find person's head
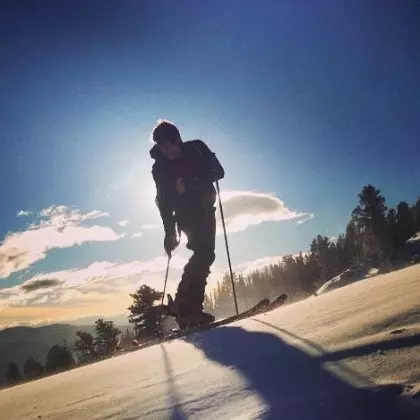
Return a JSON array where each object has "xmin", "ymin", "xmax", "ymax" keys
[{"xmin": 152, "ymin": 120, "xmax": 183, "ymax": 160}]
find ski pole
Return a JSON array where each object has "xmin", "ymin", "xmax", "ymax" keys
[
  {"xmin": 215, "ymin": 180, "xmax": 239, "ymax": 316},
  {"xmin": 157, "ymin": 254, "xmax": 171, "ymax": 336},
  {"xmin": 161, "ymin": 254, "xmax": 171, "ymax": 309}
]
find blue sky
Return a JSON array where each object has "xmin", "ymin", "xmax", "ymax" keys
[{"xmin": 1, "ymin": 0, "xmax": 419, "ymax": 327}]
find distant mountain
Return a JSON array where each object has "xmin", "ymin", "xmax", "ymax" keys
[
  {"xmin": 0, "ymin": 322, "xmax": 129, "ymax": 387},
  {"xmin": 68, "ymin": 314, "xmax": 130, "ymax": 326}
]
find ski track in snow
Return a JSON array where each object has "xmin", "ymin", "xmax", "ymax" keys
[{"xmin": 1, "ymin": 264, "xmax": 419, "ymax": 419}]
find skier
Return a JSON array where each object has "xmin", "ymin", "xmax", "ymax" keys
[{"xmin": 150, "ymin": 120, "xmax": 225, "ymax": 328}]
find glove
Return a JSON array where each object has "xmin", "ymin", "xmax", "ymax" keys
[{"xmin": 164, "ymin": 230, "xmax": 179, "ymax": 257}]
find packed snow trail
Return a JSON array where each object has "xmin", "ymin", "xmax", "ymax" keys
[{"xmin": 1, "ymin": 264, "xmax": 419, "ymax": 419}]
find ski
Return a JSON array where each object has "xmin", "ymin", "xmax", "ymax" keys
[{"xmin": 157, "ymin": 293, "xmax": 288, "ymax": 340}]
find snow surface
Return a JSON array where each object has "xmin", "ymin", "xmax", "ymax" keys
[
  {"xmin": 407, "ymin": 232, "xmax": 420, "ymax": 243},
  {"xmin": 1, "ymin": 264, "xmax": 419, "ymax": 419}
]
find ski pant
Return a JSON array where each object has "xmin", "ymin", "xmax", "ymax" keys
[{"xmin": 175, "ymin": 206, "xmax": 216, "ymax": 316}]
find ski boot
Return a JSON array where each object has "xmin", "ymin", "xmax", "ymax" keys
[
  {"xmin": 156, "ymin": 294, "xmax": 180, "ymax": 338},
  {"xmin": 177, "ymin": 311, "xmax": 215, "ymax": 331},
  {"xmin": 166, "ymin": 294, "xmax": 215, "ymax": 331}
]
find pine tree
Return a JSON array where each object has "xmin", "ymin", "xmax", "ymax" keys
[
  {"xmin": 203, "ymin": 293, "xmax": 214, "ymax": 314},
  {"xmin": 351, "ymin": 185, "xmax": 389, "ymax": 265},
  {"xmin": 128, "ymin": 285, "xmax": 162, "ymax": 338},
  {"xmin": 310, "ymin": 235, "xmax": 338, "ymax": 284},
  {"xmin": 119, "ymin": 327, "xmax": 137, "ymax": 348},
  {"xmin": 335, "ymin": 234, "xmax": 347, "ymax": 269},
  {"xmin": 352, "ymin": 185, "xmax": 388, "ymax": 234},
  {"xmin": 73, "ymin": 330, "xmax": 96, "ymax": 363},
  {"xmin": 344, "ymin": 220, "xmax": 362, "ymax": 265},
  {"xmin": 213, "ymin": 273, "xmax": 235, "ymax": 318},
  {"xmin": 395, "ymin": 201, "xmax": 416, "ymax": 246},
  {"xmin": 94, "ymin": 319, "xmax": 121, "ymax": 357},
  {"xmin": 412, "ymin": 197, "xmax": 420, "ymax": 230},
  {"xmin": 386, "ymin": 208, "xmax": 398, "ymax": 250},
  {"xmin": 23, "ymin": 356, "xmax": 44, "ymax": 380},
  {"xmin": 5, "ymin": 362, "xmax": 22, "ymax": 385},
  {"xmin": 46, "ymin": 344, "xmax": 75, "ymax": 373},
  {"xmin": 302, "ymin": 253, "xmax": 321, "ymax": 293}
]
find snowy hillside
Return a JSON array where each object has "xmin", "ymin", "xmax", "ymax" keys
[
  {"xmin": 316, "ymin": 232, "xmax": 420, "ymax": 296},
  {"xmin": 1, "ymin": 264, "xmax": 419, "ymax": 419},
  {"xmin": 395, "ymin": 231, "xmax": 420, "ymax": 265}
]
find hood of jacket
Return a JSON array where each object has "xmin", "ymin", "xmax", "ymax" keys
[{"xmin": 149, "ymin": 144, "xmax": 161, "ymax": 160}]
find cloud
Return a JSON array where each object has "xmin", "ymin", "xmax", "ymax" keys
[
  {"xmin": 217, "ymin": 190, "xmax": 312, "ymax": 233},
  {"xmin": 297, "ymin": 213, "xmax": 315, "ymax": 224},
  {"xmin": 118, "ymin": 219, "xmax": 129, "ymax": 227},
  {"xmin": 21, "ymin": 279, "xmax": 64, "ymax": 293},
  {"xmin": 0, "ymin": 248, "xmax": 313, "ymax": 328},
  {"xmin": 17, "ymin": 210, "xmax": 31, "ymax": 217},
  {"xmin": 134, "ymin": 191, "xmax": 310, "ymax": 236},
  {"xmin": 54, "ymin": 255, "xmax": 187, "ymax": 288},
  {"xmin": 130, "ymin": 223, "xmax": 161, "ymax": 239},
  {"xmin": 39, "ymin": 205, "xmax": 109, "ymax": 222},
  {"xmin": 0, "ymin": 190, "xmax": 313, "ymax": 326},
  {"xmin": 83, "ymin": 210, "xmax": 110, "ymax": 220},
  {"xmin": 5, "ymin": 255, "xmax": 186, "ymax": 301},
  {"xmin": 0, "ymin": 205, "xmax": 122, "ymax": 279},
  {"xmin": 0, "ymin": 254, "xmax": 188, "ymax": 327}
]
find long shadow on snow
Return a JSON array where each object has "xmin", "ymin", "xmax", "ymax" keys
[
  {"xmin": 160, "ymin": 344, "xmax": 188, "ymax": 420},
  {"xmin": 254, "ymin": 318, "xmax": 420, "ymax": 364},
  {"xmin": 183, "ymin": 322, "xmax": 405, "ymax": 420}
]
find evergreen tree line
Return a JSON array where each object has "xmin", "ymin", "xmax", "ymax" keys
[
  {"xmin": 126, "ymin": 184, "xmax": 419, "ymax": 335},
  {"xmin": 5, "ymin": 344, "xmax": 74, "ymax": 387},
  {"xmin": 4, "ymin": 318, "xmax": 131, "ymax": 387},
  {"xmin": 205, "ymin": 185, "xmax": 420, "ymax": 317},
  {"xmin": 72, "ymin": 318, "xmax": 124, "ymax": 363}
]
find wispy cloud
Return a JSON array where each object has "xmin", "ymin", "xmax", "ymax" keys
[
  {"xmin": 17, "ymin": 210, "xmax": 31, "ymax": 217},
  {"xmin": 118, "ymin": 219, "xmax": 129, "ymax": 227},
  {"xmin": 2, "ymin": 255, "xmax": 186, "ymax": 303},
  {"xmin": 136, "ymin": 191, "xmax": 310, "ymax": 236},
  {"xmin": 39, "ymin": 205, "xmax": 110, "ymax": 221},
  {"xmin": 217, "ymin": 190, "xmax": 312, "ymax": 233},
  {"xmin": 297, "ymin": 213, "xmax": 315, "ymax": 224},
  {"xmin": 0, "ymin": 205, "xmax": 122, "ymax": 279},
  {"xmin": 0, "ymin": 190, "xmax": 312, "ymax": 327},
  {"xmin": 21, "ymin": 279, "xmax": 64, "ymax": 293},
  {"xmin": 0, "ymin": 255, "xmax": 188, "ymax": 327},
  {"xmin": 0, "ymin": 249, "xmax": 313, "ymax": 327}
]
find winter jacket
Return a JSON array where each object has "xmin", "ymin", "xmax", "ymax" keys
[{"xmin": 150, "ymin": 139, "xmax": 225, "ymax": 234}]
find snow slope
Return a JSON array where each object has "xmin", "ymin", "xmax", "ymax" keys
[{"xmin": 1, "ymin": 264, "xmax": 419, "ymax": 419}]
